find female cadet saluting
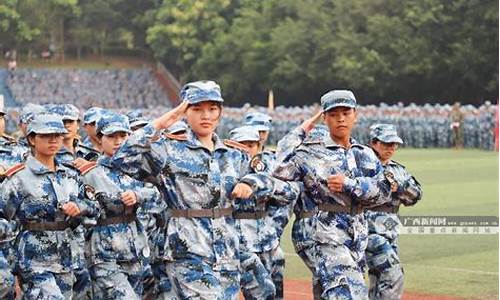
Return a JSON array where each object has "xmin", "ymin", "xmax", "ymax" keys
[
  {"xmin": 111, "ymin": 81, "xmax": 291, "ymax": 300},
  {"xmin": 79, "ymin": 113, "xmax": 160, "ymax": 300},
  {"xmin": 0, "ymin": 113, "xmax": 98, "ymax": 299}
]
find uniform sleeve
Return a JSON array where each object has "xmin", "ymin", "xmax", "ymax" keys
[
  {"xmin": 0, "ymin": 178, "xmax": 22, "ymax": 239},
  {"xmin": 240, "ymin": 151, "xmax": 302, "ymax": 205},
  {"xmin": 342, "ymin": 151, "xmax": 392, "ymax": 206},
  {"xmin": 392, "ymin": 166, "xmax": 423, "ymax": 206},
  {"xmin": 75, "ymin": 179, "xmax": 100, "ymax": 218},
  {"xmin": 134, "ymin": 182, "xmax": 163, "ymax": 209},
  {"xmin": 112, "ymin": 123, "xmax": 168, "ymax": 178},
  {"xmin": 275, "ymin": 127, "xmax": 306, "ymax": 164}
]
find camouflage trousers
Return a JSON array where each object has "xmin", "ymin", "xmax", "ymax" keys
[
  {"xmin": 296, "ymin": 246, "xmax": 321, "ymax": 300},
  {"xmin": 72, "ymin": 226, "xmax": 92, "ymax": 300},
  {"xmin": 366, "ymin": 234, "xmax": 404, "ymax": 300},
  {"xmin": 147, "ymin": 261, "xmax": 177, "ymax": 300},
  {"xmin": 240, "ymin": 251, "xmax": 275, "ymax": 300},
  {"xmin": 89, "ymin": 261, "xmax": 143, "ymax": 300},
  {"xmin": 258, "ymin": 245, "xmax": 285, "ymax": 300},
  {"xmin": 166, "ymin": 257, "xmax": 240, "ymax": 300},
  {"xmin": 0, "ymin": 246, "xmax": 15, "ymax": 300},
  {"xmin": 20, "ymin": 269, "xmax": 75, "ymax": 299},
  {"xmin": 315, "ymin": 243, "xmax": 368, "ymax": 300}
]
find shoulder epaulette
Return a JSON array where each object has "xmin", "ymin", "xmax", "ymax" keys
[
  {"xmin": 389, "ymin": 159, "xmax": 406, "ymax": 168},
  {"xmin": 164, "ymin": 132, "xmax": 188, "ymax": 141},
  {"xmin": 223, "ymin": 140, "xmax": 250, "ymax": 153},
  {"xmin": 78, "ymin": 162, "xmax": 97, "ymax": 175},
  {"xmin": 5, "ymin": 163, "xmax": 25, "ymax": 177}
]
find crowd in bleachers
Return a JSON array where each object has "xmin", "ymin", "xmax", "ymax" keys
[
  {"xmin": 3, "ymin": 68, "xmax": 497, "ymax": 150},
  {"xmin": 8, "ymin": 68, "xmax": 170, "ymax": 109}
]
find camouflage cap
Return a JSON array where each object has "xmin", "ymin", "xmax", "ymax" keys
[
  {"xmin": 47, "ymin": 104, "xmax": 80, "ymax": 121},
  {"xmin": 167, "ymin": 120, "xmax": 188, "ymax": 134},
  {"xmin": 229, "ymin": 125, "xmax": 260, "ymax": 143},
  {"xmin": 83, "ymin": 107, "xmax": 105, "ymax": 125},
  {"xmin": 19, "ymin": 103, "xmax": 45, "ymax": 124},
  {"xmin": 96, "ymin": 113, "xmax": 131, "ymax": 136},
  {"xmin": 244, "ymin": 112, "xmax": 272, "ymax": 131},
  {"xmin": 27, "ymin": 113, "xmax": 68, "ymax": 135},
  {"xmin": 180, "ymin": 80, "xmax": 224, "ymax": 104},
  {"xmin": 369, "ymin": 123, "xmax": 403, "ymax": 144},
  {"xmin": 126, "ymin": 110, "xmax": 149, "ymax": 128},
  {"xmin": 320, "ymin": 90, "xmax": 357, "ymax": 112}
]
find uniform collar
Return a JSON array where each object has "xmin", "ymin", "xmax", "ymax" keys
[
  {"xmin": 98, "ymin": 155, "xmax": 113, "ymax": 168},
  {"xmin": 27, "ymin": 156, "xmax": 66, "ymax": 175},
  {"xmin": 185, "ymin": 127, "xmax": 228, "ymax": 152},
  {"xmin": 323, "ymin": 135, "xmax": 362, "ymax": 149}
]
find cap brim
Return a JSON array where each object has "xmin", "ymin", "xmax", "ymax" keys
[
  {"xmin": 380, "ymin": 136, "xmax": 403, "ymax": 144},
  {"xmin": 248, "ymin": 124, "xmax": 270, "ymax": 131},
  {"xmin": 101, "ymin": 126, "xmax": 131, "ymax": 135},
  {"xmin": 130, "ymin": 120, "xmax": 149, "ymax": 128},
  {"xmin": 188, "ymin": 98, "xmax": 224, "ymax": 104},
  {"xmin": 323, "ymin": 103, "xmax": 356, "ymax": 112},
  {"xmin": 30, "ymin": 128, "xmax": 68, "ymax": 135}
]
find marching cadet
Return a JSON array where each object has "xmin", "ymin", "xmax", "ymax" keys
[
  {"xmin": 274, "ymin": 111, "xmax": 327, "ymax": 300},
  {"xmin": 111, "ymin": 80, "xmax": 296, "ymax": 299},
  {"xmin": 47, "ymin": 103, "xmax": 95, "ymax": 299},
  {"xmin": 0, "ymin": 113, "xmax": 98, "ymax": 299},
  {"xmin": 265, "ymin": 90, "xmax": 392, "ymax": 299},
  {"xmin": 228, "ymin": 125, "xmax": 276, "ymax": 300},
  {"xmin": 79, "ymin": 112, "xmax": 159, "ymax": 299},
  {"xmin": 244, "ymin": 112, "xmax": 290, "ymax": 299},
  {"xmin": 365, "ymin": 124, "xmax": 422, "ymax": 300}
]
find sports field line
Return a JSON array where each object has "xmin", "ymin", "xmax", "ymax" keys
[{"xmin": 284, "ymin": 252, "xmax": 498, "ymax": 276}]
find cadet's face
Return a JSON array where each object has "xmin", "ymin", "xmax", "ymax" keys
[
  {"xmin": 0, "ymin": 114, "xmax": 5, "ymax": 134},
  {"xmin": 83, "ymin": 122, "xmax": 96, "ymax": 138},
  {"xmin": 371, "ymin": 141, "xmax": 398, "ymax": 162},
  {"xmin": 101, "ymin": 131, "xmax": 129, "ymax": 156},
  {"xmin": 186, "ymin": 102, "xmax": 222, "ymax": 137},
  {"xmin": 63, "ymin": 120, "xmax": 79, "ymax": 140},
  {"xmin": 259, "ymin": 130, "xmax": 269, "ymax": 145},
  {"xmin": 240, "ymin": 140, "xmax": 260, "ymax": 158},
  {"xmin": 323, "ymin": 107, "xmax": 357, "ymax": 141},
  {"xmin": 32, "ymin": 133, "xmax": 64, "ymax": 156}
]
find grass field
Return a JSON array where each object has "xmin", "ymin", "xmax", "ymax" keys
[{"xmin": 281, "ymin": 148, "xmax": 499, "ymax": 299}]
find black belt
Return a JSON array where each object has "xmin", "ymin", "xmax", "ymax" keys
[
  {"xmin": 96, "ymin": 213, "xmax": 136, "ymax": 226},
  {"xmin": 170, "ymin": 207, "xmax": 233, "ymax": 218},
  {"xmin": 23, "ymin": 221, "xmax": 72, "ymax": 231},
  {"xmin": 367, "ymin": 205, "xmax": 399, "ymax": 214},
  {"xmin": 233, "ymin": 211, "xmax": 266, "ymax": 219},
  {"xmin": 318, "ymin": 203, "xmax": 364, "ymax": 216}
]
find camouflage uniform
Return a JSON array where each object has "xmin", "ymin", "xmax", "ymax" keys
[
  {"xmin": 245, "ymin": 112, "xmax": 292, "ymax": 300},
  {"xmin": 229, "ymin": 126, "xmax": 276, "ymax": 300},
  {"xmin": 81, "ymin": 113, "xmax": 157, "ymax": 300},
  {"xmin": 365, "ymin": 124, "xmax": 423, "ymax": 300},
  {"xmin": 111, "ymin": 81, "xmax": 250, "ymax": 300},
  {"xmin": 270, "ymin": 90, "xmax": 392, "ymax": 300},
  {"xmin": 276, "ymin": 124, "xmax": 329, "ymax": 299},
  {"xmin": 0, "ymin": 114, "xmax": 98, "ymax": 299},
  {"xmin": 46, "ymin": 104, "xmax": 95, "ymax": 300}
]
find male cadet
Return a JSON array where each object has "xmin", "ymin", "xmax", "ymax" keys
[
  {"xmin": 47, "ymin": 103, "xmax": 93, "ymax": 300},
  {"xmin": 365, "ymin": 124, "xmax": 422, "ymax": 300},
  {"xmin": 244, "ymin": 112, "xmax": 289, "ymax": 299},
  {"xmin": 269, "ymin": 90, "xmax": 392, "ymax": 299}
]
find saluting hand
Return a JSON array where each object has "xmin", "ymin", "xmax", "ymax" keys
[
  {"xmin": 61, "ymin": 202, "xmax": 81, "ymax": 217},
  {"xmin": 231, "ymin": 183, "xmax": 253, "ymax": 199},
  {"xmin": 152, "ymin": 101, "xmax": 189, "ymax": 130},
  {"xmin": 121, "ymin": 191, "xmax": 137, "ymax": 207},
  {"xmin": 300, "ymin": 110, "xmax": 323, "ymax": 133},
  {"xmin": 327, "ymin": 174, "xmax": 345, "ymax": 193}
]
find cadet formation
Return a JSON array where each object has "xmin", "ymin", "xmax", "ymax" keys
[{"xmin": 1, "ymin": 76, "xmax": 497, "ymax": 299}]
